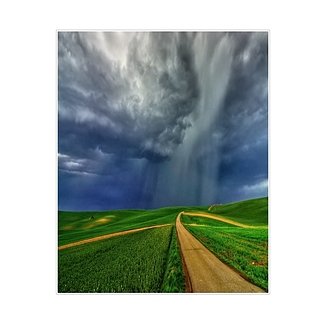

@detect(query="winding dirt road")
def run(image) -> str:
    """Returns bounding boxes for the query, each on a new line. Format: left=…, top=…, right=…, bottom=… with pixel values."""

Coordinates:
left=176, top=212, right=265, bottom=293
left=58, top=223, right=172, bottom=250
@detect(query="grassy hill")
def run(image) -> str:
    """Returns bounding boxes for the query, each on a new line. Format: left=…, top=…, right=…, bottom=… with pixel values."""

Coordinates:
left=58, top=205, right=209, bottom=246
left=58, top=198, right=268, bottom=246
left=208, top=197, right=268, bottom=226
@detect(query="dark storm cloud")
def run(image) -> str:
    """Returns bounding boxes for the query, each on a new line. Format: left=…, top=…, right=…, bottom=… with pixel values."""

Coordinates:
left=58, top=32, right=199, bottom=164
left=218, top=33, right=268, bottom=151
left=58, top=166, right=145, bottom=211
left=58, top=31, right=268, bottom=210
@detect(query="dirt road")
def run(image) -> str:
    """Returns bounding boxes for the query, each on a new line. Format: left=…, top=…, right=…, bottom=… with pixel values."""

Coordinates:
left=176, top=212, right=265, bottom=293
left=58, top=223, right=172, bottom=250
left=182, top=211, right=252, bottom=228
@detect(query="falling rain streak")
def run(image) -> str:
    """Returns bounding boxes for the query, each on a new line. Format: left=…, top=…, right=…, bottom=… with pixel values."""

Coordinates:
left=150, top=34, right=234, bottom=207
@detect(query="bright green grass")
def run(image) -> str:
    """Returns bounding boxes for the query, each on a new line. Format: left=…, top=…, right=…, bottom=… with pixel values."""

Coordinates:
left=162, top=226, right=186, bottom=292
left=58, top=226, right=175, bottom=293
left=181, top=213, right=241, bottom=228
left=209, top=197, right=268, bottom=226
left=58, top=206, right=209, bottom=246
left=184, top=222, right=268, bottom=291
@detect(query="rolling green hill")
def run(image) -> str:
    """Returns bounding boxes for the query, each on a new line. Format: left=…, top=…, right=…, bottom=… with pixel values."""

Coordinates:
left=58, top=205, right=209, bottom=246
left=208, top=197, right=268, bottom=226
left=58, top=198, right=267, bottom=246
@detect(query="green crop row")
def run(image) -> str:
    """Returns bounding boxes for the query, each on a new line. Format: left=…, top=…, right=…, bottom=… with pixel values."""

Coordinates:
left=184, top=224, right=268, bottom=291
left=161, top=226, right=186, bottom=293
left=58, top=226, right=173, bottom=293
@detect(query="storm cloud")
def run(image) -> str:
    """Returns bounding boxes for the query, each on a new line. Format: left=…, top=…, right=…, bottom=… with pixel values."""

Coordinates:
left=58, top=31, right=268, bottom=210
left=59, top=32, right=200, bottom=163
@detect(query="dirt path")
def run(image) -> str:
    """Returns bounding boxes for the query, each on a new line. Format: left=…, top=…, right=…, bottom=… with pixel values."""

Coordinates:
left=183, top=211, right=252, bottom=228
left=58, top=223, right=172, bottom=250
left=176, top=212, right=265, bottom=293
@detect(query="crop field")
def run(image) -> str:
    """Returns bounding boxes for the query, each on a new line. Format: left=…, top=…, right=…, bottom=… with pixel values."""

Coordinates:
left=182, top=212, right=268, bottom=291
left=58, top=225, right=186, bottom=293
left=58, top=197, right=268, bottom=293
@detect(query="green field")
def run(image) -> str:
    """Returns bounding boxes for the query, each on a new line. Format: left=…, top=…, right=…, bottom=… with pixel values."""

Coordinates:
left=58, top=205, right=209, bottom=246
left=58, top=225, right=186, bottom=293
left=58, top=197, right=268, bottom=293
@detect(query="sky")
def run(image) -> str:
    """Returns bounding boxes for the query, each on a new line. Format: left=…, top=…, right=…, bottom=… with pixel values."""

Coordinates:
left=58, top=31, right=268, bottom=211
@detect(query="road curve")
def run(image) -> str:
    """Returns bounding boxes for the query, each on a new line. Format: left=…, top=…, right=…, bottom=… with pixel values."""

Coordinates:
left=176, top=212, right=265, bottom=293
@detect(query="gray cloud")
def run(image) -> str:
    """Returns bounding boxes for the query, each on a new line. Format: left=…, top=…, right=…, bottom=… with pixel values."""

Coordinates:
left=58, top=31, right=268, bottom=210
left=58, top=32, right=199, bottom=163
left=215, top=32, right=268, bottom=197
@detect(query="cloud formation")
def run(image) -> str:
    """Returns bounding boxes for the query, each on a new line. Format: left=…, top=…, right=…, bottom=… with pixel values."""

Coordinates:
left=58, top=31, right=268, bottom=210
left=59, top=32, right=200, bottom=163
left=216, top=32, right=268, bottom=202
